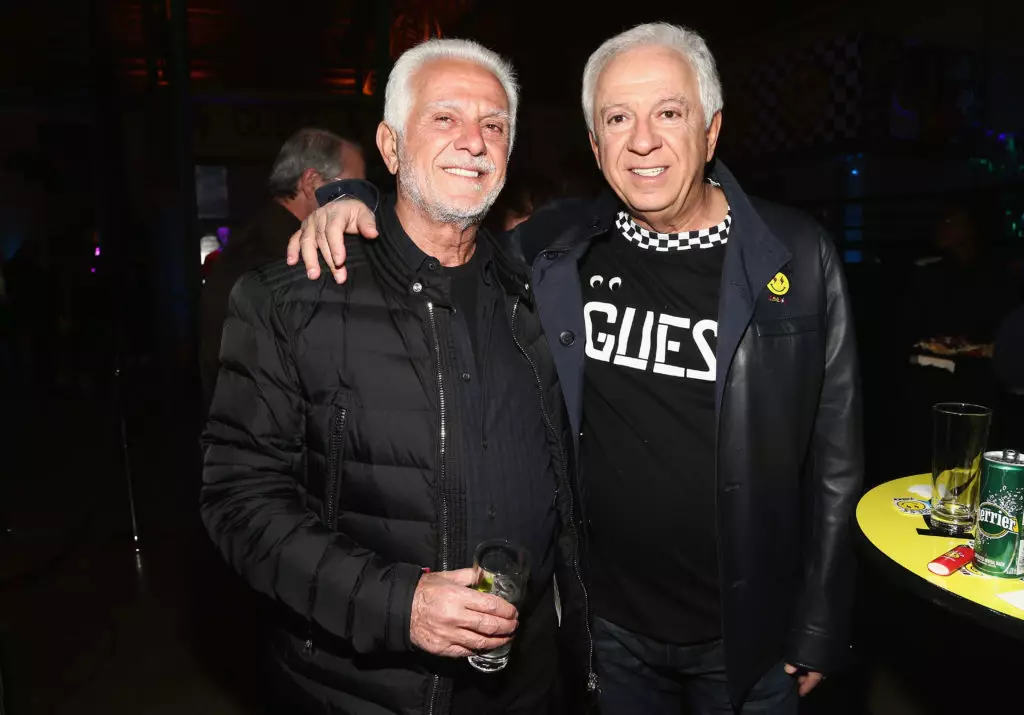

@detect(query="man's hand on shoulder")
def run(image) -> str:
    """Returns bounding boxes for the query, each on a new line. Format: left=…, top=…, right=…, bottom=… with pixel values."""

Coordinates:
left=286, top=198, right=378, bottom=284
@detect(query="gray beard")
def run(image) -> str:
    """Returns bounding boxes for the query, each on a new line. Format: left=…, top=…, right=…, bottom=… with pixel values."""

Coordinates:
left=397, top=148, right=504, bottom=230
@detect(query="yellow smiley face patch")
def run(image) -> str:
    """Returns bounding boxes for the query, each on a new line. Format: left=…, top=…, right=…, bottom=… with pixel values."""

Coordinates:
left=767, top=272, right=790, bottom=296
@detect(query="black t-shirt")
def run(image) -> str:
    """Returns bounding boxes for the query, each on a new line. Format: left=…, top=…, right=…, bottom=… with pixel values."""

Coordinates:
left=581, top=208, right=730, bottom=644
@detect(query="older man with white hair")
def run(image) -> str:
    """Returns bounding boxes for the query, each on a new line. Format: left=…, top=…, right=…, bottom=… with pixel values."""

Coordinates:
left=202, top=38, right=592, bottom=714
left=291, top=22, right=863, bottom=715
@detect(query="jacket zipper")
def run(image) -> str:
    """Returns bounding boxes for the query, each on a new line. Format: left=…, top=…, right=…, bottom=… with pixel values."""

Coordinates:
left=326, top=407, right=348, bottom=529
left=425, top=301, right=450, bottom=715
left=304, top=406, right=349, bottom=655
left=510, top=297, right=598, bottom=693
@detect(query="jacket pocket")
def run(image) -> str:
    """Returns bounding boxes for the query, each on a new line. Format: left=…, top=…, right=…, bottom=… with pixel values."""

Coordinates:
left=325, top=401, right=350, bottom=530
left=754, top=315, right=820, bottom=337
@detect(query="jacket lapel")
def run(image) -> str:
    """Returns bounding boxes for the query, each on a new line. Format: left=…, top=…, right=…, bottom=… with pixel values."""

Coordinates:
left=713, top=162, right=792, bottom=419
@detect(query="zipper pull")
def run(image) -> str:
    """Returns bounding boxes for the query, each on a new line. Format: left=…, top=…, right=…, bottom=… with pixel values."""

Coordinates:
left=303, top=637, right=314, bottom=655
left=587, top=671, right=600, bottom=692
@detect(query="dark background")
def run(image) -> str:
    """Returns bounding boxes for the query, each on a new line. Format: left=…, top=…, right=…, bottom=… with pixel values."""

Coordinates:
left=1, top=1, right=1023, bottom=713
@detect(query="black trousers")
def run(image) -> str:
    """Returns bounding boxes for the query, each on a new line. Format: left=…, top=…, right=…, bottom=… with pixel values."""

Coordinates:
left=593, top=616, right=797, bottom=715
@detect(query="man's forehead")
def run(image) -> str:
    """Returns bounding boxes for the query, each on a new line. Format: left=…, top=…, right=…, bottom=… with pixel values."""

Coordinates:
left=600, top=92, right=690, bottom=110
left=419, top=98, right=510, bottom=117
left=598, top=45, right=695, bottom=90
left=414, top=58, right=507, bottom=93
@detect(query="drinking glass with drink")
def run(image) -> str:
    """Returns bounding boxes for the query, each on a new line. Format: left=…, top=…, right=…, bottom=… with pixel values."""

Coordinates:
left=468, top=539, right=530, bottom=673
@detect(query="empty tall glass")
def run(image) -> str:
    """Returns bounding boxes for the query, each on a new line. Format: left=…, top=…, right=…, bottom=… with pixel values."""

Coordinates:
left=930, top=402, right=992, bottom=535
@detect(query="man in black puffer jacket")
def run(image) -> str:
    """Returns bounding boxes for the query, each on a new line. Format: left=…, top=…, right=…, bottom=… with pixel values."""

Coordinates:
left=201, top=38, right=592, bottom=714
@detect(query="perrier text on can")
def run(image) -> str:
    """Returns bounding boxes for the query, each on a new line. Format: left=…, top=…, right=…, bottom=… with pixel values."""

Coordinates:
left=973, top=449, right=1024, bottom=578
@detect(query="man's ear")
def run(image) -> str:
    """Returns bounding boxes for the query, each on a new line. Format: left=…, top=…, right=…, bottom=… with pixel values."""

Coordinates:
left=298, top=168, right=319, bottom=200
left=705, top=111, right=722, bottom=163
left=377, top=122, right=400, bottom=175
left=588, top=131, right=601, bottom=170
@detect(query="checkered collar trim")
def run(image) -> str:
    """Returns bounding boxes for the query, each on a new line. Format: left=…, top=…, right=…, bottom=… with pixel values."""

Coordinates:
left=615, top=208, right=731, bottom=252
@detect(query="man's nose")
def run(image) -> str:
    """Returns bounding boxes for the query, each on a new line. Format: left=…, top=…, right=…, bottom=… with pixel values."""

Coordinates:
left=627, top=116, right=659, bottom=155
left=453, top=123, right=486, bottom=156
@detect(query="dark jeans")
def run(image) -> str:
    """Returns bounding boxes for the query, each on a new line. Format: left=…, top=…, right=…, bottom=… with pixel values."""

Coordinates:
left=594, top=616, right=797, bottom=715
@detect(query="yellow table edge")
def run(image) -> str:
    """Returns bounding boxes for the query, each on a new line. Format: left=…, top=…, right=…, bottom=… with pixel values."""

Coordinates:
left=857, top=475, right=1024, bottom=622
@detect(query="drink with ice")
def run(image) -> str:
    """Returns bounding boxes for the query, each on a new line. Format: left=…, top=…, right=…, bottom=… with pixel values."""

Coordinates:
left=468, top=540, right=530, bottom=673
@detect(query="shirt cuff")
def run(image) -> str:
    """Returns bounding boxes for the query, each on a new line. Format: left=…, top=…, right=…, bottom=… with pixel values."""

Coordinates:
left=315, top=179, right=379, bottom=212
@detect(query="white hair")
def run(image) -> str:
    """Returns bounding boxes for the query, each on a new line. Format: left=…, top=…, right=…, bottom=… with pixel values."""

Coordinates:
left=383, top=38, right=519, bottom=153
left=581, top=22, right=724, bottom=135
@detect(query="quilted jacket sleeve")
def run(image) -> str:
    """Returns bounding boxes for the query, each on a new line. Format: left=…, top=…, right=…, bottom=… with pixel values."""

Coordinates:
left=200, top=270, right=422, bottom=653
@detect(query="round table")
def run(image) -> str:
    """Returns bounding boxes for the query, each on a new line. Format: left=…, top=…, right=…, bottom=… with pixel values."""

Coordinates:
left=857, top=475, right=1024, bottom=638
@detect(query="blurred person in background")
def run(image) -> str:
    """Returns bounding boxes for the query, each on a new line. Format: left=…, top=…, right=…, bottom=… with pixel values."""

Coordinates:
left=199, top=127, right=365, bottom=411
left=904, top=202, right=1019, bottom=351
left=488, top=161, right=605, bottom=235
left=489, top=174, right=559, bottom=232
left=995, top=305, right=1024, bottom=392
left=993, top=303, right=1024, bottom=446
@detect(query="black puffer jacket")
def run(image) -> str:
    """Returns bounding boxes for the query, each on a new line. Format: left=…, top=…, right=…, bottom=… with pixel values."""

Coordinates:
left=201, top=206, right=592, bottom=714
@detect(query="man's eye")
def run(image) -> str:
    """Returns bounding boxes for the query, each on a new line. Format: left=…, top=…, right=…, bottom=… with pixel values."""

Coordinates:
left=607, top=114, right=626, bottom=125
left=485, top=123, right=505, bottom=134
left=436, top=115, right=453, bottom=124
left=662, top=110, right=679, bottom=119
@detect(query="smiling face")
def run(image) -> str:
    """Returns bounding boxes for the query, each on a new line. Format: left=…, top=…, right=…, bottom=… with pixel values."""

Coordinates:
left=378, top=57, right=511, bottom=227
left=589, top=44, right=721, bottom=231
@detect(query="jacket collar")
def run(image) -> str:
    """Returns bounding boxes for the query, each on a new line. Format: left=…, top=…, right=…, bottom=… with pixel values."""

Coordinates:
left=710, top=161, right=792, bottom=418
left=710, top=161, right=792, bottom=298
left=378, top=194, right=434, bottom=274
left=373, top=194, right=531, bottom=303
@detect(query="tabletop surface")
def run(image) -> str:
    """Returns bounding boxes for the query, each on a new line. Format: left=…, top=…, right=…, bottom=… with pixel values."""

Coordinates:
left=857, top=475, right=1024, bottom=622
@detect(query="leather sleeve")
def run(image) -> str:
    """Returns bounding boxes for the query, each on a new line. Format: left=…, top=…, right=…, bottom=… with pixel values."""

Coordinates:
left=200, top=270, right=422, bottom=653
left=785, top=233, right=864, bottom=673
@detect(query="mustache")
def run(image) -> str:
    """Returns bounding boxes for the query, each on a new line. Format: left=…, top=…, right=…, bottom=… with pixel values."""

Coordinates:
left=440, top=156, right=496, bottom=173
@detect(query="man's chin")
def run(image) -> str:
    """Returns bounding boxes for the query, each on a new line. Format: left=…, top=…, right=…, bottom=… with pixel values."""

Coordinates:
left=610, top=186, right=671, bottom=212
left=441, top=200, right=489, bottom=219
left=424, top=199, right=491, bottom=226
left=622, top=199, right=674, bottom=218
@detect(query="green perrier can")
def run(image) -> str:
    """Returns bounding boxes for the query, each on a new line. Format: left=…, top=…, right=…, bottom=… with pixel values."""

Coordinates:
left=973, top=449, right=1024, bottom=577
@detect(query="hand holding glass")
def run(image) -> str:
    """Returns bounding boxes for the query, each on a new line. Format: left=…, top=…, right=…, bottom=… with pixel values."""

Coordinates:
left=468, top=540, right=530, bottom=673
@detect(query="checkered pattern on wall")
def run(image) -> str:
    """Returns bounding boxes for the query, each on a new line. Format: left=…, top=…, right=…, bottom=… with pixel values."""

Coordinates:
left=728, top=34, right=862, bottom=158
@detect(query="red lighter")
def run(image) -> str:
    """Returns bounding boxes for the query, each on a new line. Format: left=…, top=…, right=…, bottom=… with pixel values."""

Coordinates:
left=927, top=545, right=974, bottom=576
